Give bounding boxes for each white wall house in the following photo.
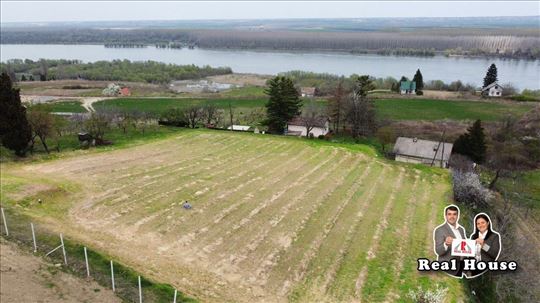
[227,125,251,131]
[300,87,316,97]
[482,82,503,97]
[287,116,329,137]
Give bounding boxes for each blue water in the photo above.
[1,44,538,90]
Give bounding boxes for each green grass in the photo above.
[221,86,267,98]
[1,125,188,163]
[375,98,534,121]
[93,97,268,114]
[48,101,88,113]
[94,97,534,122]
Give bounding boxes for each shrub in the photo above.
[407,285,448,303]
[452,170,493,208]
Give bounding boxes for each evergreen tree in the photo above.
[264,76,302,134]
[0,73,32,156]
[452,119,487,163]
[483,63,498,88]
[412,69,424,93]
[21,75,27,81]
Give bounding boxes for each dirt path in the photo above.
[0,239,121,303]
[80,97,112,112]
[20,95,112,112]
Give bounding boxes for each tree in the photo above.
[0,73,32,156]
[328,80,345,134]
[264,76,302,134]
[346,75,376,138]
[21,75,27,81]
[228,100,234,130]
[84,112,111,144]
[39,59,48,81]
[202,103,219,125]
[376,126,396,155]
[299,101,323,138]
[413,69,424,94]
[483,63,498,88]
[486,115,528,189]
[27,108,54,154]
[117,110,133,134]
[452,120,487,163]
[185,106,202,129]
[160,108,188,127]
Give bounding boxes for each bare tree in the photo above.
[51,115,68,152]
[117,110,133,134]
[487,115,529,189]
[345,75,377,138]
[27,109,54,153]
[299,101,323,138]
[228,101,234,130]
[328,80,345,134]
[84,112,111,144]
[376,126,396,155]
[185,106,202,129]
[202,103,219,125]
[39,59,48,81]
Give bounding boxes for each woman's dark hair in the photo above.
[471,213,493,240]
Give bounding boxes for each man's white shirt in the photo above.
[444,222,463,251]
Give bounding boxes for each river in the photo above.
[1,44,539,90]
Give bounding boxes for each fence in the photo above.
[0,207,194,303]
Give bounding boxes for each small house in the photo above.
[120,87,131,96]
[287,116,329,137]
[400,81,416,94]
[393,137,453,168]
[227,125,251,131]
[300,87,317,98]
[482,82,503,97]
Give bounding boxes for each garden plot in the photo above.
[2,130,465,302]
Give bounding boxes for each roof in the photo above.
[393,137,453,162]
[227,125,251,131]
[482,81,503,91]
[300,87,316,95]
[400,81,416,91]
[288,116,328,128]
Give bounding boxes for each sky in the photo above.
[1,1,539,23]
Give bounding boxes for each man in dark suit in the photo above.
[433,205,467,277]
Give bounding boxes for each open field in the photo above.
[374,98,534,121]
[1,129,465,302]
[93,97,269,114]
[39,100,88,113]
[91,96,535,122]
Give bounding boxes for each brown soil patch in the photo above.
[0,239,121,303]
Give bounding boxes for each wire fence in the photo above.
[0,207,195,303]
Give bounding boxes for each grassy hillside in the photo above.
[1,129,466,302]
